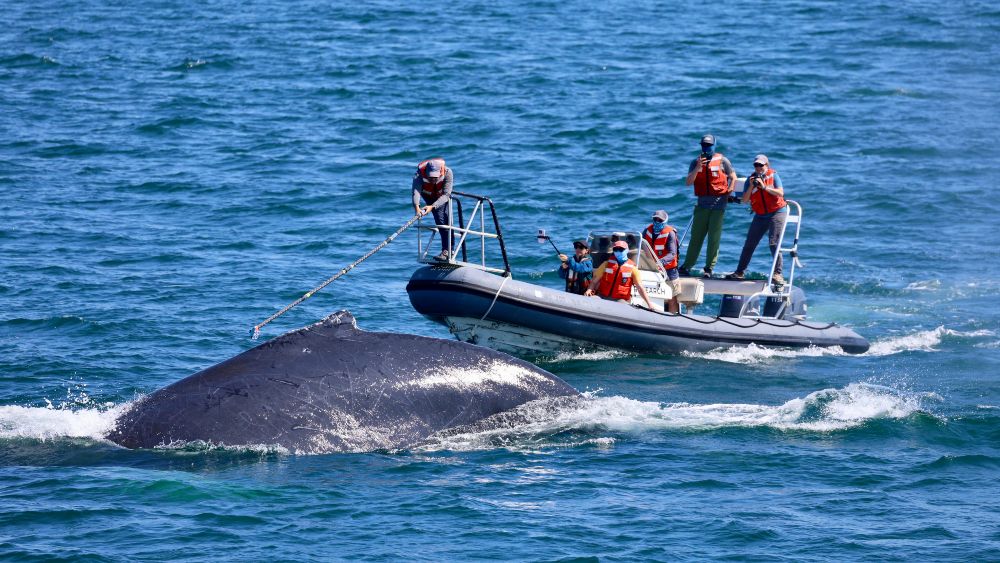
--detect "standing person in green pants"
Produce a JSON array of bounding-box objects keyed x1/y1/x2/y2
[{"x1": 679, "y1": 133, "x2": 738, "y2": 278}]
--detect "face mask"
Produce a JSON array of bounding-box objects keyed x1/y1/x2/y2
[
  {"x1": 651, "y1": 222, "x2": 664, "y2": 234},
  {"x1": 702, "y1": 144, "x2": 715, "y2": 155},
  {"x1": 614, "y1": 250, "x2": 628, "y2": 262}
]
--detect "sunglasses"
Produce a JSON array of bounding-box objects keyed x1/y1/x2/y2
[
  {"x1": 653, "y1": 218, "x2": 665, "y2": 223},
  {"x1": 753, "y1": 162, "x2": 766, "y2": 167}
]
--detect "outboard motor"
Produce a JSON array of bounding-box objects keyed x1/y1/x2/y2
[
  {"x1": 720, "y1": 294, "x2": 752, "y2": 318},
  {"x1": 721, "y1": 289, "x2": 807, "y2": 319},
  {"x1": 784, "y1": 286, "x2": 807, "y2": 319},
  {"x1": 762, "y1": 295, "x2": 785, "y2": 317}
]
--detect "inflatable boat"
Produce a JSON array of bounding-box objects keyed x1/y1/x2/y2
[{"x1": 406, "y1": 192, "x2": 869, "y2": 356}]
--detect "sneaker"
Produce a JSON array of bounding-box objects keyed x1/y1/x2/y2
[
  {"x1": 725, "y1": 271, "x2": 745, "y2": 280},
  {"x1": 771, "y1": 273, "x2": 786, "y2": 286},
  {"x1": 702, "y1": 268, "x2": 713, "y2": 279},
  {"x1": 432, "y1": 251, "x2": 450, "y2": 262},
  {"x1": 678, "y1": 266, "x2": 691, "y2": 277}
]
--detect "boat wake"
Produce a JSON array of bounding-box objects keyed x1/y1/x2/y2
[{"x1": 681, "y1": 326, "x2": 995, "y2": 364}]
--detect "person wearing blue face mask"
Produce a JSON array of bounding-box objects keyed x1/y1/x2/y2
[
  {"x1": 585, "y1": 240, "x2": 655, "y2": 310},
  {"x1": 680, "y1": 134, "x2": 737, "y2": 278},
  {"x1": 557, "y1": 240, "x2": 594, "y2": 295},
  {"x1": 643, "y1": 210, "x2": 681, "y2": 313}
]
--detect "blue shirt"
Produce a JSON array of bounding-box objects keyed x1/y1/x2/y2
[{"x1": 557, "y1": 255, "x2": 593, "y2": 293}]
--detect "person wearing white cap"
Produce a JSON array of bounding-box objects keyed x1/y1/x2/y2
[
  {"x1": 724, "y1": 154, "x2": 788, "y2": 286},
  {"x1": 411, "y1": 157, "x2": 455, "y2": 260},
  {"x1": 585, "y1": 240, "x2": 654, "y2": 310},
  {"x1": 642, "y1": 210, "x2": 681, "y2": 313},
  {"x1": 680, "y1": 133, "x2": 738, "y2": 279}
]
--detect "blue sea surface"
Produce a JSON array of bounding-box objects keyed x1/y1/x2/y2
[{"x1": 3, "y1": 0, "x2": 1000, "y2": 560}]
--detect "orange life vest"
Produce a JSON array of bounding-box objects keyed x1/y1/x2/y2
[
  {"x1": 643, "y1": 224, "x2": 677, "y2": 270},
  {"x1": 417, "y1": 158, "x2": 449, "y2": 201},
  {"x1": 748, "y1": 168, "x2": 787, "y2": 215},
  {"x1": 597, "y1": 259, "x2": 636, "y2": 301},
  {"x1": 694, "y1": 153, "x2": 730, "y2": 197}
]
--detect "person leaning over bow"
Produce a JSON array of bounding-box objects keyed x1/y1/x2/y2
[
  {"x1": 724, "y1": 154, "x2": 788, "y2": 286},
  {"x1": 585, "y1": 240, "x2": 655, "y2": 310},
  {"x1": 557, "y1": 239, "x2": 594, "y2": 295},
  {"x1": 679, "y1": 133, "x2": 738, "y2": 279},
  {"x1": 412, "y1": 157, "x2": 454, "y2": 261},
  {"x1": 643, "y1": 210, "x2": 681, "y2": 313}
]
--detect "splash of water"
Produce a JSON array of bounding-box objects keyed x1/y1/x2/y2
[
  {"x1": 681, "y1": 327, "x2": 995, "y2": 364},
  {"x1": 1, "y1": 383, "x2": 932, "y2": 454},
  {"x1": 0, "y1": 402, "x2": 128, "y2": 442},
  {"x1": 420, "y1": 382, "x2": 933, "y2": 452},
  {"x1": 543, "y1": 349, "x2": 632, "y2": 363}
]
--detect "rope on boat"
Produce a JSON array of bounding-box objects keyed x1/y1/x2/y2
[
  {"x1": 466, "y1": 272, "x2": 512, "y2": 342},
  {"x1": 638, "y1": 305, "x2": 836, "y2": 331},
  {"x1": 250, "y1": 214, "x2": 422, "y2": 340}
]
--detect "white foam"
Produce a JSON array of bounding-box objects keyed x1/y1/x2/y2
[
  {"x1": 866, "y1": 326, "x2": 992, "y2": 355},
  {"x1": 422, "y1": 383, "x2": 931, "y2": 452},
  {"x1": 681, "y1": 326, "x2": 995, "y2": 363},
  {"x1": 0, "y1": 402, "x2": 128, "y2": 442},
  {"x1": 683, "y1": 342, "x2": 831, "y2": 364},
  {"x1": 401, "y1": 359, "x2": 549, "y2": 391},
  {"x1": 905, "y1": 279, "x2": 941, "y2": 291},
  {"x1": 544, "y1": 349, "x2": 631, "y2": 363}
]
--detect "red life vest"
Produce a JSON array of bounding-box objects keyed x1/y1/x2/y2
[
  {"x1": 643, "y1": 224, "x2": 677, "y2": 270},
  {"x1": 694, "y1": 153, "x2": 730, "y2": 197},
  {"x1": 417, "y1": 158, "x2": 449, "y2": 201},
  {"x1": 597, "y1": 259, "x2": 637, "y2": 301},
  {"x1": 748, "y1": 168, "x2": 787, "y2": 215}
]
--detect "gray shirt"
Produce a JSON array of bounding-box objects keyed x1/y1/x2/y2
[
  {"x1": 412, "y1": 168, "x2": 454, "y2": 209},
  {"x1": 688, "y1": 154, "x2": 736, "y2": 210}
]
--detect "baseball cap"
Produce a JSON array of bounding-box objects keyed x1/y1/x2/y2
[
  {"x1": 612, "y1": 240, "x2": 629, "y2": 250},
  {"x1": 700, "y1": 134, "x2": 716, "y2": 146},
  {"x1": 572, "y1": 240, "x2": 589, "y2": 249},
  {"x1": 753, "y1": 154, "x2": 769, "y2": 165},
  {"x1": 652, "y1": 210, "x2": 668, "y2": 221},
  {"x1": 424, "y1": 160, "x2": 443, "y2": 178}
]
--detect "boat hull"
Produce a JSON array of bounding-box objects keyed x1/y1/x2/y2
[{"x1": 406, "y1": 265, "x2": 870, "y2": 355}]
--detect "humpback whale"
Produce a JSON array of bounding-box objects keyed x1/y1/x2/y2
[{"x1": 106, "y1": 311, "x2": 578, "y2": 454}]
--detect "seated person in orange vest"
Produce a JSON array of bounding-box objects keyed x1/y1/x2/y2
[
  {"x1": 557, "y1": 240, "x2": 594, "y2": 295},
  {"x1": 411, "y1": 157, "x2": 454, "y2": 261},
  {"x1": 643, "y1": 210, "x2": 681, "y2": 313},
  {"x1": 584, "y1": 240, "x2": 655, "y2": 310},
  {"x1": 725, "y1": 154, "x2": 788, "y2": 286}
]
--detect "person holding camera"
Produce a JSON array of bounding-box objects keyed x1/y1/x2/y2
[
  {"x1": 557, "y1": 240, "x2": 594, "y2": 295},
  {"x1": 724, "y1": 154, "x2": 788, "y2": 286},
  {"x1": 680, "y1": 133, "x2": 737, "y2": 279}
]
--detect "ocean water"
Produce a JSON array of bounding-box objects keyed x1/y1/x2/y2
[{"x1": 3, "y1": 0, "x2": 1000, "y2": 560}]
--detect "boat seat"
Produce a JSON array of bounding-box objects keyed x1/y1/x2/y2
[
  {"x1": 676, "y1": 278, "x2": 704, "y2": 306},
  {"x1": 701, "y1": 278, "x2": 769, "y2": 296}
]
